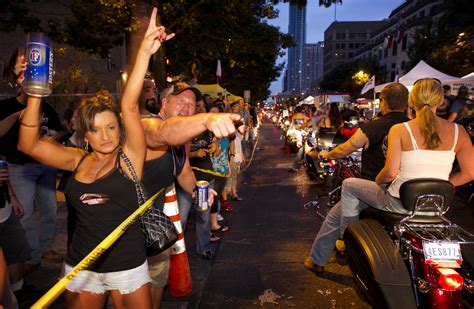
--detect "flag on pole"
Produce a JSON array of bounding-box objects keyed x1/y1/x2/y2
[
  {"x1": 216, "y1": 59, "x2": 222, "y2": 84},
  {"x1": 383, "y1": 34, "x2": 393, "y2": 49},
  {"x1": 361, "y1": 75, "x2": 375, "y2": 95}
]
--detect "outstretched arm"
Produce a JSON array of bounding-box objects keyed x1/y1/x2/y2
[
  {"x1": 143, "y1": 112, "x2": 241, "y2": 148},
  {"x1": 121, "y1": 7, "x2": 174, "y2": 176},
  {"x1": 319, "y1": 128, "x2": 367, "y2": 159}
]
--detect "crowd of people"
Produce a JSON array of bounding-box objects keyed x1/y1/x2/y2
[
  {"x1": 0, "y1": 8, "x2": 260, "y2": 309},
  {"x1": 301, "y1": 80, "x2": 473, "y2": 274}
]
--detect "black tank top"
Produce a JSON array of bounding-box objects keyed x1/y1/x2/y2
[
  {"x1": 65, "y1": 153, "x2": 145, "y2": 273},
  {"x1": 143, "y1": 150, "x2": 175, "y2": 210}
]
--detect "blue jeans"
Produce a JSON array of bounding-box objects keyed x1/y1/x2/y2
[
  {"x1": 309, "y1": 202, "x2": 342, "y2": 266},
  {"x1": 8, "y1": 163, "x2": 58, "y2": 264},
  {"x1": 340, "y1": 178, "x2": 403, "y2": 234},
  {"x1": 291, "y1": 146, "x2": 304, "y2": 170},
  {"x1": 176, "y1": 183, "x2": 211, "y2": 255}
]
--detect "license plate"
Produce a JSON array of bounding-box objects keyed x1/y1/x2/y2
[{"x1": 423, "y1": 241, "x2": 462, "y2": 262}]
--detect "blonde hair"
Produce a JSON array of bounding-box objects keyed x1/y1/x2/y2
[{"x1": 408, "y1": 79, "x2": 443, "y2": 149}]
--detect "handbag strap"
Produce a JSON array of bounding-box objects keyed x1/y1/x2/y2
[{"x1": 119, "y1": 148, "x2": 147, "y2": 205}]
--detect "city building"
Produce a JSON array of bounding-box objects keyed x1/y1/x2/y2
[
  {"x1": 285, "y1": 3, "x2": 306, "y2": 94},
  {"x1": 323, "y1": 21, "x2": 386, "y2": 76},
  {"x1": 354, "y1": 0, "x2": 446, "y2": 83},
  {"x1": 304, "y1": 42, "x2": 324, "y2": 93}
]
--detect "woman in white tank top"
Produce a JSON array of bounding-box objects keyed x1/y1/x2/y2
[{"x1": 338, "y1": 79, "x2": 473, "y2": 236}]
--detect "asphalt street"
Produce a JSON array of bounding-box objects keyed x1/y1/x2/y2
[{"x1": 21, "y1": 121, "x2": 473, "y2": 308}]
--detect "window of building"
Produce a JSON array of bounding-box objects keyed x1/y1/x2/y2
[
  {"x1": 357, "y1": 33, "x2": 366, "y2": 39},
  {"x1": 355, "y1": 43, "x2": 360, "y2": 49},
  {"x1": 341, "y1": 33, "x2": 346, "y2": 39},
  {"x1": 402, "y1": 35, "x2": 408, "y2": 51},
  {"x1": 384, "y1": 48, "x2": 388, "y2": 58},
  {"x1": 348, "y1": 52, "x2": 353, "y2": 59},
  {"x1": 378, "y1": 49, "x2": 382, "y2": 60},
  {"x1": 349, "y1": 43, "x2": 354, "y2": 49},
  {"x1": 335, "y1": 43, "x2": 340, "y2": 49},
  {"x1": 392, "y1": 41, "x2": 397, "y2": 56},
  {"x1": 341, "y1": 43, "x2": 345, "y2": 49},
  {"x1": 336, "y1": 33, "x2": 341, "y2": 40},
  {"x1": 390, "y1": 71, "x2": 396, "y2": 81},
  {"x1": 391, "y1": 63, "x2": 396, "y2": 69},
  {"x1": 349, "y1": 33, "x2": 355, "y2": 40}
]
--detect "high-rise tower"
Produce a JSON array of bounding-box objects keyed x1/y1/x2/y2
[{"x1": 286, "y1": 4, "x2": 306, "y2": 94}]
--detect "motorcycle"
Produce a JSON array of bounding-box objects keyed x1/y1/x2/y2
[
  {"x1": 303, "y1": 117, "x2": 360, "y2": 182},
  {"x1": 344, "y1": 178, "x2": 474, "y2": 308}
]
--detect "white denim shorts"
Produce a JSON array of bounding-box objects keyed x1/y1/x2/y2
[{"x1": 64, "y1": 260, "x2": 151, "y2": 294}]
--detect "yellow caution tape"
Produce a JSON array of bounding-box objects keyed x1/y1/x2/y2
[
  {"x1": 31, "y1": 189, "x2": 164, "y2": 309},
  {"x1": 191, "y1": 166, "x2": 228, "y2": 178}
]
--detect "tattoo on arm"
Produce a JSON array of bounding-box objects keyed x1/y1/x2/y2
[{"x1": 348, "y1": 136, "x2": 361, "y2": 149}]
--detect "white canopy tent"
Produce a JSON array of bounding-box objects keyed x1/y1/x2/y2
[
  {"x1": 374, "y1": 60, "x2": 460, "y2": 93},
  {"x1": 462, "y1": 72, "x2": 474, "y2": 80},
  {"x1": 297, "y1": 95, "x2": 315, "y2": 106}
]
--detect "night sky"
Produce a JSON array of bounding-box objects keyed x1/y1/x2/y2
[{"x1": 267, "y1": 0, "x2": 405, "y2": 93}]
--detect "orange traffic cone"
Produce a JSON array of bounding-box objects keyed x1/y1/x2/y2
[{"x1": 163, "y1": 184, "x2": 192, "y2": 297}]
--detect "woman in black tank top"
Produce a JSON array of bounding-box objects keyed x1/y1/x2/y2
[{"x1": 18, "y1": 8, "x2": 174, "y2": 308}]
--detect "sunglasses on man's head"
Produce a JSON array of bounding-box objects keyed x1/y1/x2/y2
[{"x1": 414, "y1": 78, "x2": 442, "y2": 85}]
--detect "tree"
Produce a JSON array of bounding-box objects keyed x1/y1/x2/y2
[
  {"x1": 319, "y1": 57, "x2": 378, "y2": 97},
  {"x1": 0, "y1": 0, "x2": 294, "y2": 101},
  {"x1": 407, "y1": 0, "x2": 474, "y2": 76}
]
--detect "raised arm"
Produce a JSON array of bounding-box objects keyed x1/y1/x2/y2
[
  {"x1": 17, "y1": 96, "x2": 83, "y2": 171},
  {"x1": 142, "y1": 112, "x2": 241, "y2": 148},
  {"x1": 121, "y1": 7, "x2": 174, "y2": 170}
]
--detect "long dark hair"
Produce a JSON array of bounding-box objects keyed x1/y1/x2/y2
[{"x1": 328, "y1": 103, "x2": 342, "y2": 128}]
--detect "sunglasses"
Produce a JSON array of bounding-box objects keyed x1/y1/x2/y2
[{"x1": 414, "y1": 78, "x2": 442, "y2": 85}]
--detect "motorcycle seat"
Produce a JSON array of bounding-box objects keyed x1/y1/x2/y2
[
  {"x1": 360, "y1": 178, "x2": 454, "y2": 227},
  {"x1": 360, "y1": 207, "x2": 444, "y2": 227}
]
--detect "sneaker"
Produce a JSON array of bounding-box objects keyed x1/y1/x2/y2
[
  {"x1": 42, "y1": 250, "x2": 64, "y2": 263},
  {"x1": 217, "y1": 214, "x2": 224, "y2": 221},
  {"x1": 201, "y1": 250, "x2": 214, "y2": 260},
  {"x1": 335, "y1": 239, "x2": 346, "y2": 252},
  {"x1": 304, "y1": 257, "x2": 324, "y2": 274}
]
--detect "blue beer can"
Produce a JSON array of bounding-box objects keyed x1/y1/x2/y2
[
  {"x1": 195, "y1": 180, "x2": 209, "y2": 212},
  {"x1": 23, "y1": 33, "x2": 53, "y2": 97},
  {"x1": 0, "y1": 160, "x2": 7, "y2": 170}
]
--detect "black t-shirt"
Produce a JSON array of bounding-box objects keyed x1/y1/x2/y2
[
  {"x1": 359, "y1": 112, "x2": 409, "y2": 181},
  {"x1": 189, "y1": 131, "x2": 214, "y2": 182},
  {"x1": 0, "y1": 96, "x2": 64, "y2": 164}
]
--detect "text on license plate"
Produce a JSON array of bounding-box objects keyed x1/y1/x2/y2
[{"x1": 422, "y1": 241, "x2": 462, "y2": 261}]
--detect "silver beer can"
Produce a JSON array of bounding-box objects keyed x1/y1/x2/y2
[{"x1": 195, "y1": 180, "x2": 209, "y2": 212}]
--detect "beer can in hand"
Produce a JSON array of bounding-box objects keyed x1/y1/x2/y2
[
  {"x1": 194, "y1": 180, "x2": 209, "y2": 212},
  {"x1": 23, "y1": 33, "x2": 53, "y2": 97}
]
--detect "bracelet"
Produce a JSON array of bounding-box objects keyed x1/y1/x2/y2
[{"x1": 20, "y1": 122, "x2": 41, "y2": 128}]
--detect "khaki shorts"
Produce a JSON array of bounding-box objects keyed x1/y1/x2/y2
[{"x1": 147, "y1": 250, "x2": 170, "y2": 288}]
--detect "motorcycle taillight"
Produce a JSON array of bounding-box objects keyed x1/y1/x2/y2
[{"x1": 434, "y1": 267, "x2": 464, "y2": 291}]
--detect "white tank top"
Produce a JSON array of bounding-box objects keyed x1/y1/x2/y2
[{"x1": 387, "y1": 122, "x2": 458, "y2": 198}]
